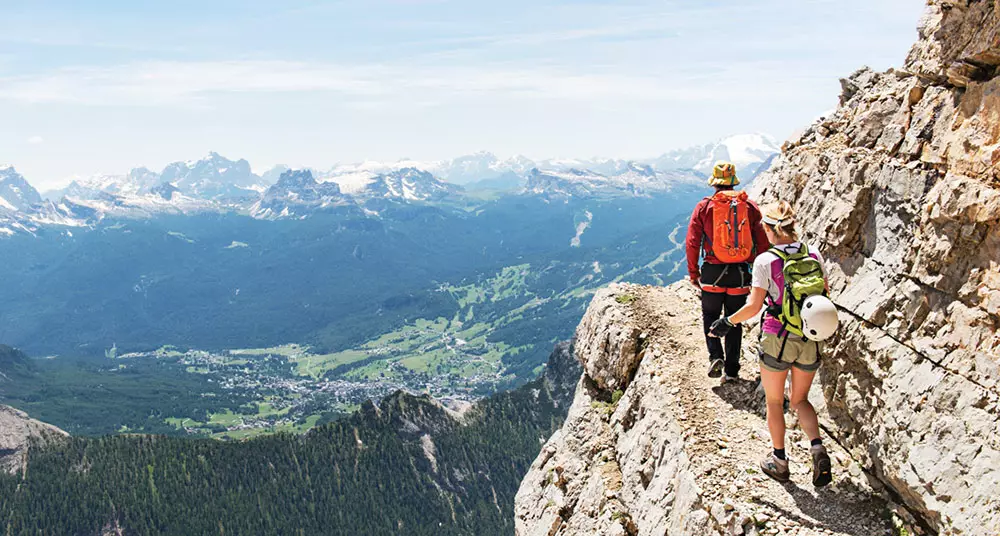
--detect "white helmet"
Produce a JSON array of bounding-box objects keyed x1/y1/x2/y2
[{"x1": 801, "y1": 295, "x2": 839, "y2": 341}]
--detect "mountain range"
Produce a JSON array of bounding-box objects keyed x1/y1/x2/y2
[
  {"x1": 317, "y1": 133, "x2": 779, "y2": 186},
  {"x1": 0, "y1": 133, "x2": 776, "y2": 534},
  {"x1": 0, "y1": 133, "x2": 778, "y2": 236},
  {"x1": 0, "y1": 132, "x2": 777, "y2": 407}
]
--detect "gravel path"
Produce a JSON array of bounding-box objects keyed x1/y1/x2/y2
[{"x1": 634, "y1": 285, "x2": 894, "y2": 536}]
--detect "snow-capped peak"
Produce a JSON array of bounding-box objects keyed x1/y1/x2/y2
[
  {"x1": 251, "y1": 169, "x2": 347, "y2": 219},
  {"x1": 0, "y1": 166, "x2": 43, "y2": 212},
  {"x1": 716, "y1": 133, "x2": 780, "y2": 168},
  {"x1": 161, "y1": 152, "x2": 262, "y2": 200},
  {"x1": 364, "y1": 168, "x2": 460, "y2": 202},
  {"x1": 651, "y1": 132, "x2": 780, "y2": 176},
  {"x1": 72, "y1": 173, "x2": 127, "y2": 191}
]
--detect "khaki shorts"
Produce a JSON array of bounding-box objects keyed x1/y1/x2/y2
[{"x1": 759, "y1": 333, "x2": 822, "y2": 373}]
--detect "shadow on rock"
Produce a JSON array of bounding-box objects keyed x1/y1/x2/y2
[
  {"x1": 755, "y1": 483, "x2": 889, "y2": 536},
  {"x1": 710, "y1": 377, "x2": 769, "y2": 419}
]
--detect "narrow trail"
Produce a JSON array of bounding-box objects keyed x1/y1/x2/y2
[{"x1": 634, "y1": 284, "x2": 893, "y2": 536}]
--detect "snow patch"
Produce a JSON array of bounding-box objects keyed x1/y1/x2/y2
[
  {"x1": 319, "y1": 171, "x2": 377, "y2": 194},
  {"x1": 571, "y1": 210, "x2": 593, "y2": 247},
  {"x1": 167, "y1": 231, "x2": 194, "y2": 243},
  {"x1": 0, "y1": 196, "x2": 17, "y2": 212}
]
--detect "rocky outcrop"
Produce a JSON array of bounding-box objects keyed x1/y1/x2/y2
[
  {"x1": 516, "y1": 285, "x2": 715, "y2": 536},
  {"x1": 251, "y1": 169, "x2": 349, "y2": 219},
  {"x1": 749, "y1": 2, "x2": 1000, "y2": 533},
  {"x1": 516, "y1": 284, "x2": 894, "y2": 536},
  {"x1": 573, "y1": 290, "x2": 644, "y2": 393},
  {"x1": 0, "y1": 405, "x2": 67, "y2": 474}
]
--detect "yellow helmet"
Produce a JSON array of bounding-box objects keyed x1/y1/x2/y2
[{"x1": 708, "y1": 161, "x2": 740, "y2": 186}]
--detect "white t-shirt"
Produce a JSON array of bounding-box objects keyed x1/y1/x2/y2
[{"x1": 751, "y1": 242, "x2": 827, "y2": 304}]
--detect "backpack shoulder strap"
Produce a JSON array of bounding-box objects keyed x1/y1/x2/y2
[
  {"x1": 771, "y1": 244, "x2": 812, "y2": 262},
  {"x1": 769, "y1": 246, "x2": 790, "y2": 261}
]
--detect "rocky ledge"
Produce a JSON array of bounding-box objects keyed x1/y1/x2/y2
[
  {"x1": 0, "y1": 405, "x2": 67, "y2": 474},
  {"x1": 516, "y1": 283, "x2": 901, "y2": 536}
]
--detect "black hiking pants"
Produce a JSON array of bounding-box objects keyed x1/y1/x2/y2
[{"x1": 700, "y1": 263, "x2": 751, "y2": 377}]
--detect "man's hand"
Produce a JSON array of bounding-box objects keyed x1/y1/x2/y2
[
  {"x1": 708, "y1": 317, "x2": 734, "y2": 338},
  {"x1": 689, "y1": 276, "x2": 702, "y2": 292}
]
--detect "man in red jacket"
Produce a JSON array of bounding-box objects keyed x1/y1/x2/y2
[{"x1": 685, "y1": 162, "x2": 769, "y2": 383}]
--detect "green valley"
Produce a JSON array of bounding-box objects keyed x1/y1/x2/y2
[{"x1": 0, "y1": 343, "x2": 582, "y2": 536}]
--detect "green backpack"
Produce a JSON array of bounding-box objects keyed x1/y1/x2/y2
[{"x1": 769, "y1": 244, "x2": 827, "y2": 338}]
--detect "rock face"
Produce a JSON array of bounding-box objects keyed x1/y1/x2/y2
[
  {"x1": 360, "y1": 168, "x2": 460, "y2": 202},
  {"x1": 0, "y1": 405, "x2": 67, "y2": 474},
  {"x1": 515, "y1": 284, "x2": 895, "y2": 536},
  {"x1": 540, "y1": 341, "x2": 585, "y2": 410},
  {"x1": 572, "y1": 290, "x2": 644, "y2": 393},
  {"x1": 749, "y1": 2, "x2": 1000, "y2": 533},
  {"x1": 160, "y1": 152, "x2": 262, "y2": 201},
  {"x1": 515, "y1": 284, "x2": 713, "y2": 536},
  {"x1": 251, "y1": 169, "x2": 349, "y2": 219},
  {"x1": 517, "y1": 4, "x2": 1000, "y2": 535}
]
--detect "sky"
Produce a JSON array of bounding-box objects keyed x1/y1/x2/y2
[{"x1": 1, "y1": 0, "x2": 926, "y2": 190}]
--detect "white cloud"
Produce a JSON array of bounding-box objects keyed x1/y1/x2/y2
[
  {"x1": 0, "y1": 59, "x2": 820, "y2": 109},
  {"x1": 26, "y1": 135, "x2": 44, "y2": 144}
]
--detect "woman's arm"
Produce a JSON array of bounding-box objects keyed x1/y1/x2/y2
[
  {"x1": 708, "y1": 286, "x2": 768, "y2": 338},
  {"x1": 728, "y1": 287, "x2": 767, "y2": 325}
]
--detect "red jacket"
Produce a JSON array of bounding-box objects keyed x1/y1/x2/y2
[{"x1": 685, "y1": 194, "x2": 770, "y2": 280}]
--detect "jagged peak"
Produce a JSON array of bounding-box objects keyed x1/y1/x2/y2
[
  {"x1": 382, "y1": 167, "x2": 436, "y2": 180},
  {"x1": 0, "y1": 165, "x2": 24, "y2": 179},
  {"x1": 274, "y1": 168, "x2": 319, "y2": 188}
]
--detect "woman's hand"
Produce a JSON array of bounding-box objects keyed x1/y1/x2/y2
[{"x1": 708, "y1": 317, "x2": 734, "y2": 338}]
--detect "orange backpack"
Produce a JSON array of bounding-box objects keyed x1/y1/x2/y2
[{"x1": 708, "y1": 191, "x2": 753, "y2": 263}]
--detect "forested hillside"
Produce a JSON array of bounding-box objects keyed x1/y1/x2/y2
[{"x1": 0, "y1": 343, "x2": 581, "y2": 535}]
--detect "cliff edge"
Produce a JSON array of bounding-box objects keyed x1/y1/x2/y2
[
  {"x1": 515, "y1": 284, "x2": 896, "y2": 536},
  {"x1": 516, "y1": 2, "x2": 999, "y2": 535},
  {"x1": 0, "y1": 405, "x2": 67, "y2": 475}
]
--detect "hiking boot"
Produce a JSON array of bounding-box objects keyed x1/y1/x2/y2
[
  {"x1": 811, "y1": 445, "x2": 832, "y2": 487},
  {"x1": 720, "y1": 374, "x2": 739, "y2": 385},
  {"x1": 708, "y1": 358, "x2": 724, "y2": 378},
  {"x1": 760, "y1": 453, "x2": 790, "y2": 483}
]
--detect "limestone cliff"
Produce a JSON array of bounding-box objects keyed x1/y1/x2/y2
[
  {"x1": 750, "y1": 1, "x2": 1000, "y2": 533},
  {"x1": 0, "y1": 405, "x2": 67, "y2": 474},
  {"x1": 516, "y1": 284, "x2": 898, "y2": 536},
  {"x1": 516, "y1": 3, "x2": 999, "y2": 535}
]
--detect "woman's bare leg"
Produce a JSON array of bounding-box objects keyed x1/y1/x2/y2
[
  {"x1": 789, "y1": 366, "x2": 820, "y2": 441},
  {"x1": 759, "y1": 366, "x2": 789, "y2": 449}
]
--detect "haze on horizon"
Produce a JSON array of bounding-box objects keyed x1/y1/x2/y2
[{"x1": 0, "y1": 0, "x2": 925, "y2": 190}]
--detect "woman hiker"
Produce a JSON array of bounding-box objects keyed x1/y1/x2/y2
[{"x1": 706, "y1": 200, "x2": 839, "y2": 487}]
